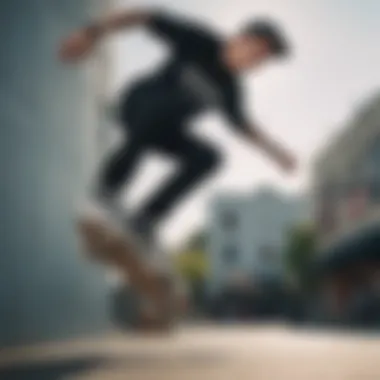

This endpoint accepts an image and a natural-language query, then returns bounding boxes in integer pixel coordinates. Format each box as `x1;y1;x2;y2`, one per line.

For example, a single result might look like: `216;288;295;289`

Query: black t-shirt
144;12;250;134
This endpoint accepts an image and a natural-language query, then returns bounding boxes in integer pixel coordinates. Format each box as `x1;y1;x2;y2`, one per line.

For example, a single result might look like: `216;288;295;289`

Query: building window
359;136;380;181
371;181;380;202
354;136;380;203
223;245;238;265
259;245;278;267
221;210;238;231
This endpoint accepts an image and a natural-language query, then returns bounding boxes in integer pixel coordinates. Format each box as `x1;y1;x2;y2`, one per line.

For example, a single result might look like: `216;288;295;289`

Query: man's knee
191;146;221;175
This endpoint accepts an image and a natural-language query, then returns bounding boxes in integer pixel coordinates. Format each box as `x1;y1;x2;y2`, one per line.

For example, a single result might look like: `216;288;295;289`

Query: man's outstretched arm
224;98;297;174
245;124;297;173
59;8;210;62
59;9;153;62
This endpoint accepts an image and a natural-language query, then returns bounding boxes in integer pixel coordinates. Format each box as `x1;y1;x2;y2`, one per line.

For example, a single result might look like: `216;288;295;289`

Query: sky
105;0;380;249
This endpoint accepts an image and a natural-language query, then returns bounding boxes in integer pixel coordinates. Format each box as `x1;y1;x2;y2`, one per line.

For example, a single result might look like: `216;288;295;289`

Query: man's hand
248;127;297;174
273;147;297;174
59;30;97;62
58;10;151;63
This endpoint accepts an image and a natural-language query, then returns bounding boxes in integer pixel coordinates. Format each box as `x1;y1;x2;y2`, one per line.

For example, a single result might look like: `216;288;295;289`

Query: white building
0;0;112;346
207;187;309;294
314;91;380;252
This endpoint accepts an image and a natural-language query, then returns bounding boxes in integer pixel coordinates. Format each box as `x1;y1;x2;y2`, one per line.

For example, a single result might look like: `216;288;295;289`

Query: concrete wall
0;0;112;346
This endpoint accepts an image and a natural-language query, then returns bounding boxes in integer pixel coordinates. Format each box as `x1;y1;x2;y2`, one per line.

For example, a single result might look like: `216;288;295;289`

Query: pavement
1;324;380;380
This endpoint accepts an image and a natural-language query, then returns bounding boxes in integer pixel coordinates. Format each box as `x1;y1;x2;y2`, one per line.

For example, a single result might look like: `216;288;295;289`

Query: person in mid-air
60;7;297;251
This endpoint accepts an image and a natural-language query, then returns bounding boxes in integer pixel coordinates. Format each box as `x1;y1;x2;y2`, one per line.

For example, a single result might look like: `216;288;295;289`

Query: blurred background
1;0;380;378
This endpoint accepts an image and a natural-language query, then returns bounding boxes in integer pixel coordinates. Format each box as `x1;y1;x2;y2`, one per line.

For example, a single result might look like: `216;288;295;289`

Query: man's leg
133;132;221;230
95;137;144;205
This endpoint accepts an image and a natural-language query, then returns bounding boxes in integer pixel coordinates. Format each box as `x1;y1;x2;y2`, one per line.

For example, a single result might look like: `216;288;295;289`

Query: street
1;325;379;380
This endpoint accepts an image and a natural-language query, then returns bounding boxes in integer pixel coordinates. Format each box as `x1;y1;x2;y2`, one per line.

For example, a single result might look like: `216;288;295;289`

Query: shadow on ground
0;349;229;379
0;355;107;380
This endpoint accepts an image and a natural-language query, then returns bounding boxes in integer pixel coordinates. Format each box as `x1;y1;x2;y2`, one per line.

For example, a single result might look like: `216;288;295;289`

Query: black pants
97;81;221;225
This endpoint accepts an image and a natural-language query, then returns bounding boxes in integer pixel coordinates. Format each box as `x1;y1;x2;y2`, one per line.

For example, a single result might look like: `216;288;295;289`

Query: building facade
314;92;380;252
0;0;112;346
312;92;380;325
207;187;309;294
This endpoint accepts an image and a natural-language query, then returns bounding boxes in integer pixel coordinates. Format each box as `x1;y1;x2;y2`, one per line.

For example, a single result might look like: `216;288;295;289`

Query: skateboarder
60;8;297;322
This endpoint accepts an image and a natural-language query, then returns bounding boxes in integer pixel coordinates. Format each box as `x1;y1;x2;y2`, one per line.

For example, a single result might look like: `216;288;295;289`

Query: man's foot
125;214;156;255
77;213;125;264
94;189;123;221
76;192;124;259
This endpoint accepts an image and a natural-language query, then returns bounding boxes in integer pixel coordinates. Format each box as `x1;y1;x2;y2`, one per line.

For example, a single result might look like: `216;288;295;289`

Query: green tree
174;248;208;282
173;228;209;280
173;229;209;313
284;223;317;291
183;229;209;251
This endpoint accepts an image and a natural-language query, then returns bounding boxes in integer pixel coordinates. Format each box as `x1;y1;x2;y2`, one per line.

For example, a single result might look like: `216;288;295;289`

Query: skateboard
77;214;178;330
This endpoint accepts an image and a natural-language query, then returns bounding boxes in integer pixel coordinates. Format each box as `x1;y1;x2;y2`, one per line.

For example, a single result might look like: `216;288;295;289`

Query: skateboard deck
77;215;176;330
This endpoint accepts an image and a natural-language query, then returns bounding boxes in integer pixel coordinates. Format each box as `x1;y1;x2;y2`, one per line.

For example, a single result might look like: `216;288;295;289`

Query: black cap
243;19;291;59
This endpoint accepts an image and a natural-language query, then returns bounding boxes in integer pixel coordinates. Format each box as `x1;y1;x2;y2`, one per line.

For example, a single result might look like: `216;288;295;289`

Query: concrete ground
1;325;380;380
